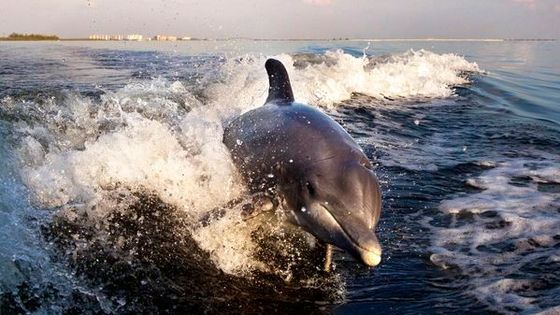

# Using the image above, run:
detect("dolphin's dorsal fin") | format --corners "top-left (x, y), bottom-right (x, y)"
top-left (265, 59), bottom-right (294, 105)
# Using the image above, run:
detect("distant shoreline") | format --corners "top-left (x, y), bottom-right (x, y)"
top-left (0, 37), bottom-right (556, 42)
top-left (0, 33), bottom-right (59, 41)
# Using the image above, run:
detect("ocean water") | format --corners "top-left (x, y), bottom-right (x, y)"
top-left (0, 40), bottom-right (559, 314)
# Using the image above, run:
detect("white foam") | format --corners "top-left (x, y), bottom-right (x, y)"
top-left (193, 213), bottom-right (261, 274)
top-left (429, 158), bottom-right (560, 313)
top-left (23, 114), bottom-right (239, 211)
top-left (293, 49), bottom-right (480, 107)
top-left (12, 76), bottom-right (261, 274)
top-left (199, 49), bottom-right (481, 116)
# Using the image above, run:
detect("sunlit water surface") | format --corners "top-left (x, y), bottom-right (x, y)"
top-left (0, 40), bottom-right (559, 314)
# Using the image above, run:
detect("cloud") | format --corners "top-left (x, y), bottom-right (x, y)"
top-left (512, 0), bottom-right (537, 9)
top-left (511, 0), bottom-right (560, 12)
top-left (303, 0), bottom-right (333, 6)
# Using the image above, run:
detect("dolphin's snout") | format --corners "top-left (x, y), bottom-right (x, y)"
top-left (357, 234), bottom-right (382, 266)
top-left (350, 227), bottom-right (382, 267)
top-left (299, 202), bottom-right (382, 267)
top-left (361, 250), bottom-right (382, 267)
top-left (326, 205), bottom-right (382, 266)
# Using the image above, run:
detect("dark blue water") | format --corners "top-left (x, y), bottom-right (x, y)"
top-left (0, 40), bottom-right (559, 314)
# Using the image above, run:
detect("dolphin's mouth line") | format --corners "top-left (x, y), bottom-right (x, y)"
top-left (319, 204), bottom-right (380, 256)
top-left (302, 155), bottom-right (338, 171)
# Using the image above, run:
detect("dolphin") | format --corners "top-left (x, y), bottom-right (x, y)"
top-left (223, 59), bottom-right (382, 268)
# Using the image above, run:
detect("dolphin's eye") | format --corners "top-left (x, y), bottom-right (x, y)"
top-left (305, 182), bottom-right (316, 197)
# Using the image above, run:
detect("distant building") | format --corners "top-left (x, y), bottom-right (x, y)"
top-left (89, 34), bottom-right (125, 40)
top-left (153, 35), bottom-right (177, 41)
top-left (126, 34), bottom-right (143, 41)
top-left (89, 34), bottom-right (110, 40)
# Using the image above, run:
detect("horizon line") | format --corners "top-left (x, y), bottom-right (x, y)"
top-left (0, 33), bottom-right (557, 42)
top-left (31, 38), bottom-right (560, 42)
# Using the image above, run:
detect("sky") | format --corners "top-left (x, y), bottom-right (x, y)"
top-left (1, 0), bottom-right (559, 39)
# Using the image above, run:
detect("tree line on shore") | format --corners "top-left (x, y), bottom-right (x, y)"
top-left (0, 33), bottom-right (59, 41)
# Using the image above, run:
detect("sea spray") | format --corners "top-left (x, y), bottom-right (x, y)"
top-left (9, 49), bottom-right (482, 275)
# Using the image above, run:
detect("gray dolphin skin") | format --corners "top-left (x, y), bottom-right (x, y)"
top-left (223, 59), bottom-right (382, 267)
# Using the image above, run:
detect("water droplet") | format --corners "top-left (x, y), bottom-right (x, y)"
top-left (267, 173), bottom-right (274, 178)
top-left (462, 146), bottom-right (467, 151)
top-left (289, 159), bottom-right (294, 163)
top-left (414, 119), bottom-right (420, 125)
top-left (301, 206), bottom-right (307, 212)
top-left (236, 139), bottom-right (243, 146)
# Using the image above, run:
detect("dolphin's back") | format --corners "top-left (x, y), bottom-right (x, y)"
top-left (223, 103), bottom-right (362, 191)
top-left (224, 58), bottom-right (364, 190)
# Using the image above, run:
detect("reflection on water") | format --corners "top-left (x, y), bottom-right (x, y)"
top-left (0, 40), bottom-right (559, 314)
